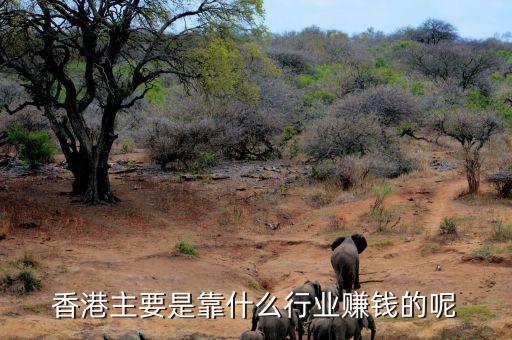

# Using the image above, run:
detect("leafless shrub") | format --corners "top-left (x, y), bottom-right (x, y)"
top-left (305, 113), bottom-right (418, 187)
top-left (267, 47), bottom-right (315, 74)
top-left (145, 118), bottom-right (217, 169)
top-left (214, 105), bottom-right (283, 160)
top-left (331, 85), bottom-right (419, 126)
top-left (304, 115), bottom-right (383, 161)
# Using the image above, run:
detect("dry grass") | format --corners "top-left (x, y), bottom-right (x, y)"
top-left (488, 221), bottom-right (512, 242)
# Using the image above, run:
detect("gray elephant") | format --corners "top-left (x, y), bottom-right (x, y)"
top-left (330, 235), bottom-right (367, 295)
top-left (307, 314), bottom-right (376, 340)
top-left (308, 283), bottom-right (340, 321)
top-left (251, 305), bottom-right (301, 340)
top-left (240, 330), bottom-right (265, 340)
top-left (292, 280), bottom-right (322, 339)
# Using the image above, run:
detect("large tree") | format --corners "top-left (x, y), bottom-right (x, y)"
top-left (0, 0), bottom-right (263, 203)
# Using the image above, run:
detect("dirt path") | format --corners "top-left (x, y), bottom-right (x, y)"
top-left (422, 178), bottom-right (467, 232)
top-left (0, 164), bottom-right (511, 339)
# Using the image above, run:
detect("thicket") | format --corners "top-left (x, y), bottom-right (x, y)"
top-left (2, 18), bottom-right (512, 194)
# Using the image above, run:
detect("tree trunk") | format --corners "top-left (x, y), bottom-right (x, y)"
top-left (465, 155), bottom-right (481, 194)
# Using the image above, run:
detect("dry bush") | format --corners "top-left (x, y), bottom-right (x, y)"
top-left (304, 115), bottom-right (382, 161)
top-left (0, 109), bottom-right (49, 135)
top-left (215, 106), bottom-right (283, 160)
top-left (144, 117), bottom-right (217, 169)
top-left (330, 85), bottom-right (419, 126)
top-left (305, 115), bottom-right (419, 188)
top-left (267, 47), bottom-right (316, 74)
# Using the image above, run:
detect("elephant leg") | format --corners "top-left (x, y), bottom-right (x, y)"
top-left (289, 324), bottom-right (297, 340)
top-left (336, 271), bottom-right (344, 298)
top-left (354, 261), bottom-right (361, 290)
top-left (298, 322), bottom-right (304, 340)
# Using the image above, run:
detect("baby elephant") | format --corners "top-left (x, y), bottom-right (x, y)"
top-left (240, 330), bottom-right (265, 340)
top-left (330, 234), bottom-right (367, 295)
top-left (292, 280), bottom-right (322, 339)
top-left (251, 305), bottom-right (301, 340)
top-left (308, 315), bottom-right (376, 340)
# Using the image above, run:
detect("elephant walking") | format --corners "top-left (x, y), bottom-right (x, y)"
top-left (330, 234), bottom-right (367, 295)
top-left (307, 315), bottom-right (376, 340)
top-left (251, 305), bottom-right (301, 340)
top-left (292, 280), bottom-right (322, 339)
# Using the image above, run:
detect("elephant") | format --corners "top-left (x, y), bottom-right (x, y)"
top-left (330, 234), bottom-right (367, 295)
top-left (308, 283), bottom-right (340, 321)
top-left (251, 305), bottom-right (301, 340)
top-left (240, 330), bottom-right (265, 340)
top-left (307, 314), bottom-right (376, 340)
top-left (292, 280), bottom-right (322, 339)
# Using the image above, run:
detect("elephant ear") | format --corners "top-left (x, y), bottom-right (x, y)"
top-left (330, 237), bottom-right (346, 251)
top-left (351, 234), bottom-right (367, 253)
top-left (312, 281), bottom-right (322, 298)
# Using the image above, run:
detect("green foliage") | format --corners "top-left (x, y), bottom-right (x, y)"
top-left (411, 81), bottom-right (428, 95)
top-left (192, 38), bottom-right (276, 102)
top-left (281, 125), bottom-right (298, 143)
top-left (471, 245), bottom-right (501, 262)
top-left (145, 78), bottom-right (172, 107)
top-left (296, 64), bottom-right (340, 88)
top-left (455, 305), bottom-right (496, 321)
top-left (280, 126), bottom-right (300, 159)
top-left (176, 239), bottom-right (199, 256)
top-left (372, 182), bottom-right (393, 203)
top-left (439, 217), bottom-right (457, 235)
top-left (304, 89), bottom-right (336, 106)
top-left (466, 88), bottom-right (512, 127)
top-left (191, 151), bottom-right (216, 174)
top-left (6, 126), bottom-right (57, 168)
top-left (120, 138), bottom-right (135, 154)
top-left (467, 89), bottom-right (492, 109)
top-left (390, 40), bottom-right (418, 51)
top-left (0, 264), bottom-right (42, 295)
top-left (496, 49), bottom-right (512, 62)
top-left (373, 65), bottom-right (407, 87)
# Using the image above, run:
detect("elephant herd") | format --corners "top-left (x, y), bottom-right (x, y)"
top-left (240, 234), bottom-right (376, 340)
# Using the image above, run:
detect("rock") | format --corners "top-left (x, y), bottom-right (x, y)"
top-left (0, 184), bottom-right (8, 192)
